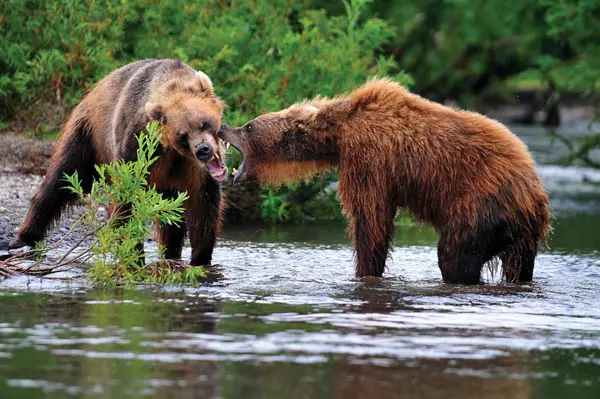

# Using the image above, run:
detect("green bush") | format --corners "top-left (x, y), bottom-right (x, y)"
top-left (0, 0), bottom-right (128, 121)
top-left (311, 0), bottom-right (600, 106)
top-left (1, 0), bottom-right (410, 126)
top-left (309, 0), bottom-right (600, 169)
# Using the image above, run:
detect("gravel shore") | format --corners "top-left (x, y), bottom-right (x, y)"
top-left (0, 171), bottom-right (91, 253)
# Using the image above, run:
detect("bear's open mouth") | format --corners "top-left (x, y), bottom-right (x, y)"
top-left (231, 160), bottom-right (246, 184)
top-left (220, 138), bottom-right (246, 184)
top-left (206, 155), bottom-right (228, 182)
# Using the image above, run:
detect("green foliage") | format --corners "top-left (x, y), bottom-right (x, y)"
top-left (268, 173), bottom-right (345, 223)
top-left (311, 0), bottom-right (600, 106)
top-left (1, 0), bottom-right (410, 127)
top-left (0, 0), bottom-right (128, 119)
top-left (260, 187), bottom-right (289, 222)
top-left (64, 122), bottom-right (205, 287)
top-left (521, 0), bottom-right (600, 165)
top-left (536, 0), bottom-right (600, 93)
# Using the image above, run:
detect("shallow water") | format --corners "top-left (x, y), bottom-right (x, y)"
top-left (1, 126), bottom-right (600, 398)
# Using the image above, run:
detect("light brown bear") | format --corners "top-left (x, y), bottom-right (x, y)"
top-left (11, 59), bottom-right (228, 266)
top-left (219, 78), bottom-right (551, 284)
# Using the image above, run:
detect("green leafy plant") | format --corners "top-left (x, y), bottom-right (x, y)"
top-left (260, 187), bottom-right (289, 222)
top-left (63, 122), bottom-right (205, 287)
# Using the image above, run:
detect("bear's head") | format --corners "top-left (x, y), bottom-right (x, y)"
top-left (145, 71), bottom-right (229, 182)
top-left (218, 102), bottom-right (340, 185)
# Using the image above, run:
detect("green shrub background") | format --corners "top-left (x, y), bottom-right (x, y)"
top-left (0, 0), bottom-right (411, 126)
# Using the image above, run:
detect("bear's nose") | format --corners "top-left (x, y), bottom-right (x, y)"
top-left (195, 143), bottom-right (213, 161)
top-left (218, 123), bottom-right (229, 134)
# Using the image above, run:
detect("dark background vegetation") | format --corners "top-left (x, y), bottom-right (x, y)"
top-left (1, 0), bottom-right (599, 223)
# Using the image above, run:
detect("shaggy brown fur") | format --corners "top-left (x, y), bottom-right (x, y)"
top-left (11, 59), bottom-right (228, 266)
top-left (219, 78), bottom-right (551, 284)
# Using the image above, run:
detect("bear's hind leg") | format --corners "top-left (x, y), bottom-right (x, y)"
top-left (437, 228), bottom-right (505, 285)
top-left (501, 235), bottom-right (537, 283)
top-left (12, 121), bottom-right (96, 248)
top-left (186, 178), bottom-right (222, 266)
top-left (155, 191), bottom-right (187, 260)
top-left (437, 238), bottom-right (485, 285)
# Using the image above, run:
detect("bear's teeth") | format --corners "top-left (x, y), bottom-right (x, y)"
top-left (226, 142), bottom-right (230, 149)
top-left (232, 168), bottom-right (238, 175)
top-left (214, 152), bottom-right (220, 160)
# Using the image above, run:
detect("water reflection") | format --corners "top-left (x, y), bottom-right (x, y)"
top-left (0, 269), bottom-right (599, 399)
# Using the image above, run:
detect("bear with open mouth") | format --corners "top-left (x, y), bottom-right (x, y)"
top-left (11, 59), bottom-right (228, 266)
top-left (219, 78), bottom-right (551, 284)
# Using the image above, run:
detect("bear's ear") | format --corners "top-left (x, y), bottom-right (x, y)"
top-left (300, 105), bottom-right (319, 115)
top-left (289, 104), bottom-right (319, 122)
top-left (145, 103), bottom-right (167, 124)
top-left (195, 70), bottom-right (214, 93)
top-left (312, 99), bottom-right (354, 129)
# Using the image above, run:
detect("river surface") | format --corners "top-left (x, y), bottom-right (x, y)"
top-left (1, 126), bottom-right (600, 398)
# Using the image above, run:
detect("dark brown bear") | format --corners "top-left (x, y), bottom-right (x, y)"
top-left (219, 78), bottom-right (551, 284)
top-left (11, 59), bottom-right (228, 266)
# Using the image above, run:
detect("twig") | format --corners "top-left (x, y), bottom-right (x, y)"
top-left (51, 226), bottom-right (104, 266)
top-left (549, 128), bottom-right (600, 168)
top-left (0, 209), bottom-right (98, 266)
top-left (49, 209), bottom-right (92, 249)
top-left (43, 276), bottom-right (80, 281)
top-left (548, 128), bottom-right (575, 152)
top-left (0, 266), bottom-right (13, 278)
top-left (52, 245), bottom-right (95, 268)
top-left (1, 219), bottom-right (104, 277)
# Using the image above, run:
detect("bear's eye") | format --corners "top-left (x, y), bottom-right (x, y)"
top-left (201, 121), bottom-right (212, 131)
top-left (246, 122), bottom-right (253, 133)
top-left (178, 133), bottom-right (189, 147)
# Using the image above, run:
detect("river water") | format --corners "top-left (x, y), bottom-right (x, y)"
top-left (1, 126), bottom-right (600, 398)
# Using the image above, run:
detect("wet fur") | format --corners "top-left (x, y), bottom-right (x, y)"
top-left (13, 59), bottom-right (226, 266)
top-left (226, 78), bottom-right (551, 283)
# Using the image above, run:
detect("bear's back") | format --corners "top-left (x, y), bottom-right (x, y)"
top-left (82, 59), bottom-right (197, 162)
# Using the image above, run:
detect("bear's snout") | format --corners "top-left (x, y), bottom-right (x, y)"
top-left (195, 143), bottom-right (213, 161)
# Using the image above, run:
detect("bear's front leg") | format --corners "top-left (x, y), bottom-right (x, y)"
top-left (339, 168), bottom-right (397, 278)
top-left (343, 191), bottom-right (397, 278)
top-left (349, 209), bottom-right (396, 278)
top-left (156, 222), bottom-right (187, 260)
top-left (155, 191), bottom-right (187, 260)
top-left (185, 178), bottom-right (223, 266)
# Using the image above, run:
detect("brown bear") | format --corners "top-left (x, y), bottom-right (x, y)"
top-left (218, 78), bottom-right (551, 284)
top-left (10, 59), bottom-right (228, 266)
